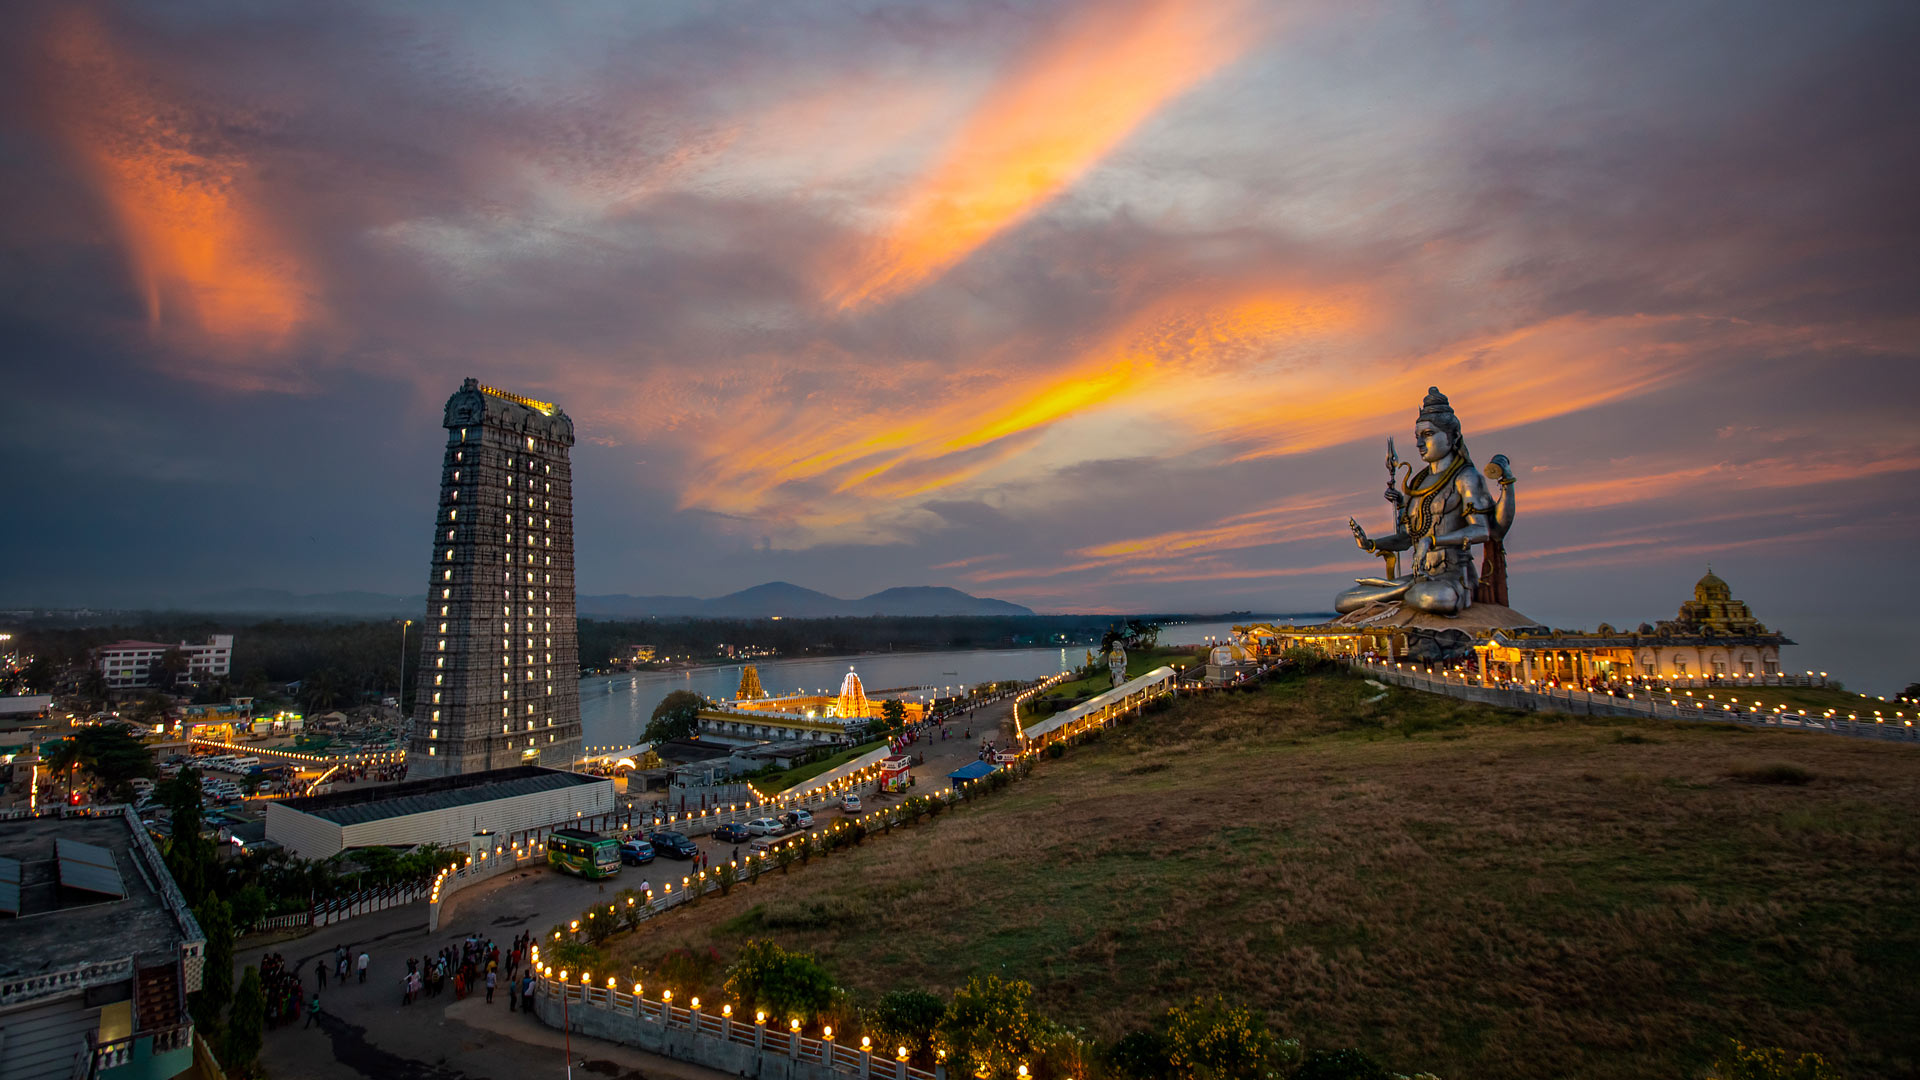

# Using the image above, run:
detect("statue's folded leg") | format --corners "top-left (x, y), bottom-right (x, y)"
top-left (1403, 578), bottom-right (1469, 616)
top-left (1335, 578), bottom-right (1412, 614)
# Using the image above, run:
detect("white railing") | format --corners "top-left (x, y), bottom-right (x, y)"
top-left (1356, 662), bottom-right (1919, 742)
top-left (1, 958), bottom-right (133, 1008)
top-left (1020, 667), bottom-right (1180, 745)
top-left (538, 978), bottom-right (939, 1080)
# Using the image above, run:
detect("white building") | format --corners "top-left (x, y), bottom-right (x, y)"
top-left (264, 765), bottom-right (614, 858)
top-left (94, 636), bottom-right (234, 690)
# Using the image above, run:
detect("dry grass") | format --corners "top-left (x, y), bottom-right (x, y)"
top-left (605, 670), bottom-right (1920, 1079)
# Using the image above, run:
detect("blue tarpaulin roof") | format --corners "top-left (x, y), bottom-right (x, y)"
top-left (947, 761), bottom-right (998, 782)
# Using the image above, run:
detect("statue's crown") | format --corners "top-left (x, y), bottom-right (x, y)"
top-left (1417, 386), bottom-right (1454, 422)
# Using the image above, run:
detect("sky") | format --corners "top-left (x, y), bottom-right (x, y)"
top-left (1, 1), bottom-right (1916, 691)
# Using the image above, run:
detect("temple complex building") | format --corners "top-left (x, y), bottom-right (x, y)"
top-left (1473, 570), bottom-right (1793, 684)
top-left (407, 379), bottom-right (582, 778)
top-left (1245, 570), bottom-right (1801, 686)
top-left (694, 665), bottom-right (927, 748)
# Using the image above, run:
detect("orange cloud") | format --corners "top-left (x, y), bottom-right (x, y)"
top-left (675, 282), bottom-right (1361, 528)
top-left (829, 0), bottom-right (1258, 308)
top-left (1524, 446), bottom-right (1920, 515)
top-left (46, 10), bottom-right (317, 374)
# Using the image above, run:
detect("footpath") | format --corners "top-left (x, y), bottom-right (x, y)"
top-left (236, 698), bottom-right (1022, 1080)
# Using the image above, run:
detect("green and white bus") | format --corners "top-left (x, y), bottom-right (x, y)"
top-left (546, 828), bottom-right (621, 879)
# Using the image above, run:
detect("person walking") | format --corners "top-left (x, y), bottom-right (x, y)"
top-left (304, 992), bottom-right (321, 1028)
top-left (485, 969), bottom-right (497, 1004)
top-left (520, 972), bottom-right (535, 1015)
top-left (316, 960), bottom-right (327, 989)
top-left (357, 950), bottom-right (369, 984)
top-left (335, 947), bottom-right (348, 980)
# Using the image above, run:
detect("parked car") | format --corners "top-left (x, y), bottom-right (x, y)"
top-left (647, 831), bottom-right (699, 859)
top-left (619, 839), bottom-right (655, 865)
top-left (711, 823), bottom-right (751, 843)
top-left (748, 835), bottom-right (788, 855)
top-left (781, 809), bottom-right (814, 830)
top-left (840, 794), bottom-right (862, 814)
top-left (744, 817), bottom-right (786, 837)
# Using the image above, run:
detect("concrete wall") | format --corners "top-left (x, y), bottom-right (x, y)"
top-left (266, 778), bottom-right (614, 858)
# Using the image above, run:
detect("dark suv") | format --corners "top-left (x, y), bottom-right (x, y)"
top-left (647, 831), bottom-right (699, 859)
top-left (711, 822), bottom-right (751, 844)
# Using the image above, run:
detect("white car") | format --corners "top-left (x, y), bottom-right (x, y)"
top-left (744, 817), bottom-right (786, 837)
top-left (782, 809), bottom-right (814, 830)
top-left (840, 794), bottom-right (862, 813)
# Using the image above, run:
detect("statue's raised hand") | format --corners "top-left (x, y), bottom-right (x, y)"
top-left (1383, 483), bottom-right (1405, 508)
top-left (1348, 517), bottom-right (1375, 552)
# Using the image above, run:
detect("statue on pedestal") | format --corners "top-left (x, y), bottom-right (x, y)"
top-left (1107, 641), bottom-right (1128, 689)
top-left (1339, 387), bottom-right (1516, 617)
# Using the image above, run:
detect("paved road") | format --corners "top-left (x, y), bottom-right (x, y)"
top-left (236, 699), bottom-right (1021, 1080)
top-left (242, 868), bottom-right (730, 1080)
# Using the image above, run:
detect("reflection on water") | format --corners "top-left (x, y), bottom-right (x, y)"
top-left (576, 619), bottom-right (1253, 748)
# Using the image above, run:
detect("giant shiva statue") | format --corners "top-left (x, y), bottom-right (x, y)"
top-left (1338, 387), bottom-right (1516, 616)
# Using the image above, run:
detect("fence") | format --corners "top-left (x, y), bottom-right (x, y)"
top-left (1020, 666), bottom-right (1180, 745)
top-left (1356, 662), bottom-right (1920, 742)
top-left (250, 882), bottom-right (430, 935)
top-left (535, 974), bottom-right (941, 1080)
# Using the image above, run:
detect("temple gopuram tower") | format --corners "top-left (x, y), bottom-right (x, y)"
top-left (835, 667), bottom-right (871, 719)
top-left (737, 666), bottom-right (764, 701)
top-left (408, 379), bottom-right (582, 778)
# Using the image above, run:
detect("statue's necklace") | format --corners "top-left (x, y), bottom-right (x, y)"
top-left (1403, 457), bottom-right (1466, 537)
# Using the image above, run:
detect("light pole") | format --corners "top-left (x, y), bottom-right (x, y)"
top-left (398, 619), bottom-right (412, 713)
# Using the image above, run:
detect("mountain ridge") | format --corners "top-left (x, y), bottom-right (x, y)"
top-left (163, 582), bottom-right (1036, 618)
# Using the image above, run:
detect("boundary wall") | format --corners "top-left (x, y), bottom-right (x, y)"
top-left (535, 976), bottom-right (942, 1080)
top-left (1358, 662), bottom-right (1919, 741)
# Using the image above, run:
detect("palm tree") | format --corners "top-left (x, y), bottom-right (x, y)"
top-left (78, 668), bottom-right (110, 714)
top-left (43, 738), bottom-right (82, 805)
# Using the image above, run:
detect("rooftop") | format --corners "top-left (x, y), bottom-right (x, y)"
top-left (0, 810), bottom-right (200, 984)
top-left (276, 765), bottom-right (604, 827)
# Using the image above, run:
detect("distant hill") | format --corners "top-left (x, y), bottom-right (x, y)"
top-left (578, 582), bottom-right (1036, 619)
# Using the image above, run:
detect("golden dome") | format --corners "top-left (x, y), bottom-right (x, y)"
top-left (1693, 569), bottom-right (1732, 603)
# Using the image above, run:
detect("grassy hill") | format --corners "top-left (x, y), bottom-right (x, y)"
top-left (606, 667), bottom-right (1920, 1079)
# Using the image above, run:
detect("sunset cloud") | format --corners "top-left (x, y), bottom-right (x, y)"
top-left (829, 0), bottom-right (1261, 308)
top-left (43, 9), bottom-right (318, 378)
top-left (1, 0), bottom-right (1916, 689)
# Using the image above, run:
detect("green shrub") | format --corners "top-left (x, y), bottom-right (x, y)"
top-left (1047, 743), bottom-right (1065, 759)
top-left (1708, 1039), bottom-right (1841, 1079)
top-left (223, 966), bottom-right (264, 1078)
top-left (724, 939), bottom-right (836, 1023)
top-left (869, 988), bottom-right (946, 1064)
top-left (1106, 1029), bottom-right (1173, 1079)
top-left (1163, 996), bottom-right (1299, 1080)
top-left (935, 975), bottom-right (1045, 1080)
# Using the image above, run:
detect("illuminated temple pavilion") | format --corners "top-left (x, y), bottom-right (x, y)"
top-left (694, 665), bottom-right (927, 748)
top-left (1242, 571), bottom-right (1797, 685)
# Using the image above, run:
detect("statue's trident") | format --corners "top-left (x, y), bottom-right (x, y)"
top-left (1375, 438), bottom-right (1407, 578)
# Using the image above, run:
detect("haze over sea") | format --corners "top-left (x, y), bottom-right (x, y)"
top-left (577, 618), bottom-right (1252, 749)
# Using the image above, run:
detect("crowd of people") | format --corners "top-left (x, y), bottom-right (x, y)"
top-left (257, 952), bottom-right (313, 1028)
top-left (392, 931), bottom-right (532, 1005)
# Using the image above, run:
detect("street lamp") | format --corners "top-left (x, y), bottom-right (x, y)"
top-left (398, 619), bottom-right (412, 712)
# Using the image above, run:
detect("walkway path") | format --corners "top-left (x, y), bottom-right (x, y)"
top-left (240, 867), bottom-right (728, 1080)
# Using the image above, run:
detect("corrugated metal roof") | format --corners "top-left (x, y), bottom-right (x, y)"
top-left (291, 769), bottom-right (600, 826)
top-left (0, 855), bottom-right (20, 916)
top-left (55, 837), bottom-right (127, 899)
